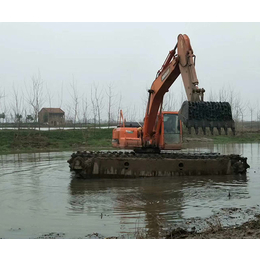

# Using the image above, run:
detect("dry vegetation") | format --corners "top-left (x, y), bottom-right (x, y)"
top-left (166, 215), bottom-right (260, 239)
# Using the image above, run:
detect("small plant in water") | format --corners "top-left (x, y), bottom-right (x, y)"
top-left (205, 216), bottom-right (223, 232)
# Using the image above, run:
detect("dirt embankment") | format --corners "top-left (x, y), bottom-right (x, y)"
top-left (166, 214), bottom-right (260, 239)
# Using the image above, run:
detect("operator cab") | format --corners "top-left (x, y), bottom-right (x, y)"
top-left (162, 112), bottom-right (182, 150)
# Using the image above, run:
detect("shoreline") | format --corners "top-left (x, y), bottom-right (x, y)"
top-left (165, 215), bottom-right (260, 239)
top-left (0, 129), bottom-right (259, 155)
top-left (31, 209), bottom-right (260, 239)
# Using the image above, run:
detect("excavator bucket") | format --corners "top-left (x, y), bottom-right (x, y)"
top-left (178, 101), bottom-right (235, 135)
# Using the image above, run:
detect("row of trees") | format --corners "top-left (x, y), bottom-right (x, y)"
top-left (0, 73), bottom-right (127, 128)
top-left (207, 87), bottom-right (260, 131)
top-left (0, 73), bottom-right (259, 130)
top-left (0, 73), bottom-right (45, 126)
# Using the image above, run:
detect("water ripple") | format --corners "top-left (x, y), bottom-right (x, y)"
top-left (0, 145), bottom-right (259, 238)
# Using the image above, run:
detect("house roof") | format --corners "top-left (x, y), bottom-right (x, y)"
top-left (40, 108), bottom-right (65, 114)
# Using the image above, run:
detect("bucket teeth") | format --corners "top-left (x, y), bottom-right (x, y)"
top-left (178, 101), bottom-right (235, 135)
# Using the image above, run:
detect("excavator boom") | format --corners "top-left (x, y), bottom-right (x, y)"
top-left (143, 34), bottom-right (235, 147)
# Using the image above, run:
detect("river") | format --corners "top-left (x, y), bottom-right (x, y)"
top-left (0, 143), bottom-right (259, 238)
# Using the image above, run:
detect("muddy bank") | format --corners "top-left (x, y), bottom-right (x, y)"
top-left (101, 207), bottom-right (260, 239)
top-left (166, 207), bottom-right (260, 239)
top-left (32, 207), bottom-right (260, 239)
top-left (166, 215), bottom-right (260, 239)
top-left (34, 216), bottom-right (260, 239)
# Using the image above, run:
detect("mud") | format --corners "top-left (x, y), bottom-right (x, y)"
top-left (36, 232), bottom-right (66, 239)
top-left (133, 206), bottom-right (260, 239)
top-left (166, 212), bottom-right (260, 239)
top-left (33, 208), bottom-right (260, 239)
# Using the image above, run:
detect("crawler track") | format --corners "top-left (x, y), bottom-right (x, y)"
top-left (67, 151), bottom-right (249, 179)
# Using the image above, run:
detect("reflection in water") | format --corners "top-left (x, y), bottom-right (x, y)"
top-left (0, 143), bottom-right (259, 238)
top-left (68, 173), bottom-right (248, 238)
top-left (69, 178), bottom-right (185, 238)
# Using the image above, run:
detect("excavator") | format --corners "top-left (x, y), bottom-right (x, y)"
top-left (112, 34), bottom-right (235, 152)
top-left (67, 34), bottom-right (249, 178)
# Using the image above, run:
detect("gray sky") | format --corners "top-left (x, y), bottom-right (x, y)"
top-left (0, 22), bottom-right (260, 121)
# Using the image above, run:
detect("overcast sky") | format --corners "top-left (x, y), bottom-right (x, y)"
top-left (0, 22), bottom-right (260, 120)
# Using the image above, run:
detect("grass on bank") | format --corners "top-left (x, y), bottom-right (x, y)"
top-left (0, 128), bottom-right (259, 154)
top-left (182, 126), bottom-right (260, 144)
top-left (0, 128), bottom-right (113, 154)
top-left (210, 132), bottom-right (260, 143)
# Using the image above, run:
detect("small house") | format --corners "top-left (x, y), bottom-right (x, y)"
top-left (38, 108), bottom-right (65, 126)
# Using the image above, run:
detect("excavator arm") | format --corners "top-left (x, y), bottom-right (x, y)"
top-left (142, 34), bottom-right (235, 148)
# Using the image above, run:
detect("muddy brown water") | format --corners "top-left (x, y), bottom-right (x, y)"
top-left (0, 143), bottom-right (260, 239)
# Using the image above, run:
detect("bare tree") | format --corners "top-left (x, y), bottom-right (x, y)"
top-left (69, 77), bottom-right (79, 130)
top-left (218, 86), bottom-right (229, 102)
top-left (116, 92), bottom-right (123, 125)
top-left (140, 90), bottom-right (148, 121)
top-left (65, 103), bottom-right (73, 126)
top-left (163, 90), bottom-right (177, 111)
top-left (177, 81), bottom-right (186, 110)
top-left (0, 112), bottom-right (5, 125)
top-left (0, 88), bottom-right (7, 127)
top-left (58, 83), bottom-right (64, 129)
top-left (90, 87), bottom-right (97, 129)
top-left (106, 84), bottom-right (116, 128)
top-left (11, 86), bottom-right (24, 130)
top-left (199, 85), bottom-right (249, 132)
top-left (90, 83), bottom-right (104, 128)
top-left (207, 88), bottom-right (215, 102)
top-left (81, 93), bottom-right (89, 126)
top-left (247, 102), bottom-right (254, 131)
top-left (58, 82), bottom-right (64, 109)
top-left (95, 86), bottom-right (104, 128)
top-left (129, 104), bottom-right (137, 122)
top-left (46, 86), bottom-right (53, 130)
top-left (233, 93), bottom-right (246, 132)
top-left (0, 87), bottom-right (4, 101)
top-left (25, 72), bottom-right (45, 129)
top-left (256, 101), bottom-right (260, 131)
top-left (79, 93), bottom-right (89, 144)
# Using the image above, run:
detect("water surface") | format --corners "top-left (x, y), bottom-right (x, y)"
top-left (0, 143), bottom-right (259, 238)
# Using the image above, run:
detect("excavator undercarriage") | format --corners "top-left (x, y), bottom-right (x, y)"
top-left (68, 151), bottom-right (249, 179)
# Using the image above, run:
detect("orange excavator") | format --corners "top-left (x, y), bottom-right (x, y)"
top-left (112, 34), bottom-right (235, 153)
top-left (68, 34), bottom-right (248, 178)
